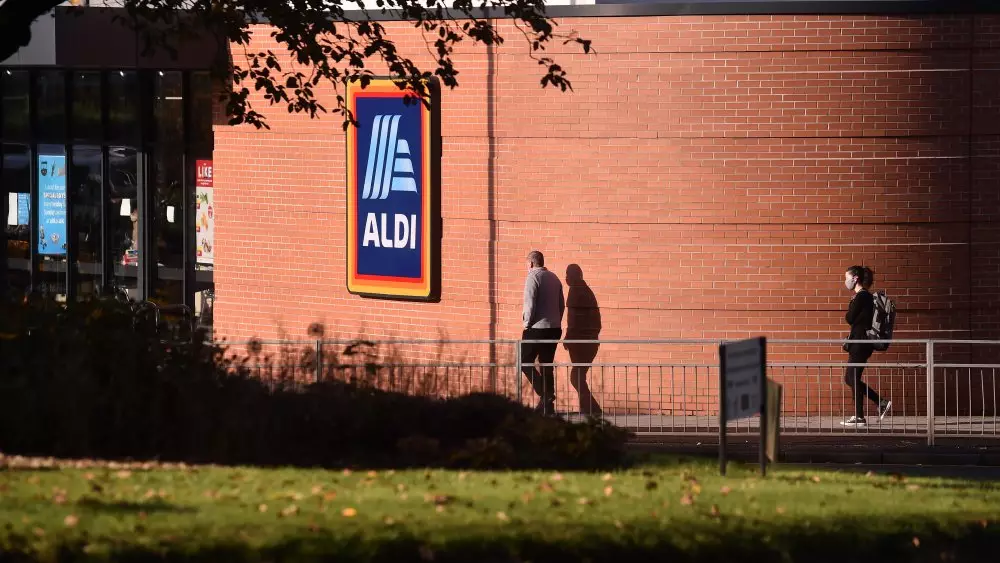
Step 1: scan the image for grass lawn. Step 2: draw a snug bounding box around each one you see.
[1,455,999,562]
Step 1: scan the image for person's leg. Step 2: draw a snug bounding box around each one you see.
[854,356,891,418]
[844,363,865,420]
[536,328,561,412]
[520,329,544,399]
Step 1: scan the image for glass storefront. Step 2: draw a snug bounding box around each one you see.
[0,68,215,329]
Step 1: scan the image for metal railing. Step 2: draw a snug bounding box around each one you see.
[221,338,1000,445]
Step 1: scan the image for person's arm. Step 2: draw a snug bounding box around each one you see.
[523,273,539,329]
[558,282,566,326]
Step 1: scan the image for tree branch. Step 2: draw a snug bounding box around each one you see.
[0,0,66,62]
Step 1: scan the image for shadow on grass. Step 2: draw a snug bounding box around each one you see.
[76,498,197,515]
[7,514,997,563]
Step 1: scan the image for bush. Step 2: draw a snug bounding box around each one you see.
[0,296,630,469]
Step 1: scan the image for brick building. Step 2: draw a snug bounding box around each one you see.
[3,1,999,417]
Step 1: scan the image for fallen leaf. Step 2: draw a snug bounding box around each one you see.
[367,471,377,478]
[116,470,132,480]
[33,527,45,537]
[143,489,156,500]
[865,471,875,478]
[680,494,693,506]
[64,515,78,528]
[435,505,445,513]
[323,491,337,502]
[430,495,453,506]
[912,537,920,547]
[384,517,396,525]
[258,504,268,513]
[550,473,564,482]
[521,492,535,503]
[810,476,821,483]
[496,511,510,522]
[341,507,357,518]
[710,504,720,517]
[84,473,95,481]
[578,497,592,505]
[342,469,352,476]
[776,506,786,515]
[720,486,732,496]
[907,484,921,492]
[604,486,614,497]
[614,519,624,529]
[280,505,299,517]
[458,472,468,481]
[311,485,323,495]
[602,473,613,481]
[52,493,67,505]
[691,483,703,495]
[539,482,554,493]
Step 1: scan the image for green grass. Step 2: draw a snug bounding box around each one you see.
[1,456,999,562]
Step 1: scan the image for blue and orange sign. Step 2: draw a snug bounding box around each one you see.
[346,78,440,301]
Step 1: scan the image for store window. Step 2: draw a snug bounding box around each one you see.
[72,72,102,140]
[3,144,30,295]
[108,71,138,142]
[108,146,139,298]
[1,71,29,140]
[72,146,102,299]
[37,72,66,140]
[0,69,214,322]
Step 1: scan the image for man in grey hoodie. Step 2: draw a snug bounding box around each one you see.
[521,250,565,415]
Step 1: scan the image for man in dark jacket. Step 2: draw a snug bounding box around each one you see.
[842,265,892,427]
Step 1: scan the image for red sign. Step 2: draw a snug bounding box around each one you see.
[196,160,213,188]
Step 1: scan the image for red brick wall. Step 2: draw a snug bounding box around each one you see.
[212,14,1000,416]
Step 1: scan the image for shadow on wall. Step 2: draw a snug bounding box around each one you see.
[564,264,603,416]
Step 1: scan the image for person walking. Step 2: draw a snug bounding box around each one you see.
[521,250,564,415]
[841,265,892,427]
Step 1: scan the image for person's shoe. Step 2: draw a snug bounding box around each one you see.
[840,416,867,427]
[878,400,893,421]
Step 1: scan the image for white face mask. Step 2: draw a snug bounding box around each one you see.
[845,276,857,290]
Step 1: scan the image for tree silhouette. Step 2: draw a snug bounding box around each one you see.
[0,0,591,129]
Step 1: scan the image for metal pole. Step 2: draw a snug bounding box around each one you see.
[315,339,323,383]
[719,342,727,477]
[515,338,523,405]
[759,337,768,477]
[927,340,935,446]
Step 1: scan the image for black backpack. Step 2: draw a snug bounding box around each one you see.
[866,290,896,352]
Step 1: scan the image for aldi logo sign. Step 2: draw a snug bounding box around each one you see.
[347,79,441,301]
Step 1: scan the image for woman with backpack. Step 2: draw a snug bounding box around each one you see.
[842,265,892,427]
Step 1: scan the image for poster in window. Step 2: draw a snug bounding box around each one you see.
[195,159,214,266]
[37,154,67,256]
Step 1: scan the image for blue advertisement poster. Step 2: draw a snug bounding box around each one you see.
[37,154,67,256]
[17,193,29,225]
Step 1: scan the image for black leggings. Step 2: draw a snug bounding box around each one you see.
[844,357,882,418]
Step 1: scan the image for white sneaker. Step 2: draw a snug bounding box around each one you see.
[840,416,867,427]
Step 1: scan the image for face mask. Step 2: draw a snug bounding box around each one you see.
[845,277,857,290]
